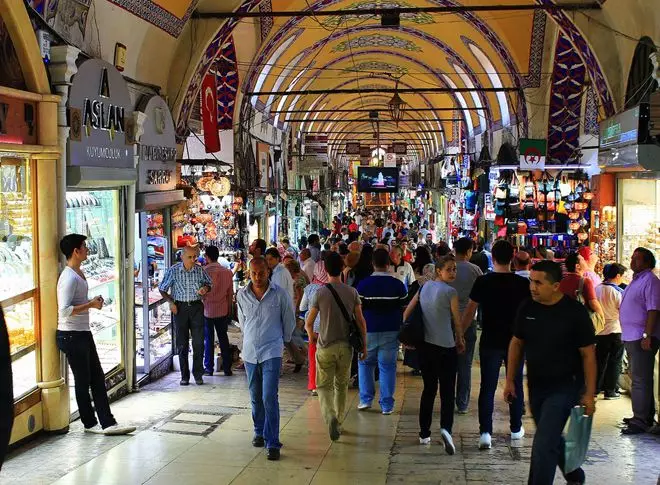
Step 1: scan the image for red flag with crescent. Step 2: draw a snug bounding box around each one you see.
[201,73,221,153]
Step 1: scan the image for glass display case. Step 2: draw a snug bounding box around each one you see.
[1,157,38,400]
[618,179,660,278]
[65,189,123,374]
[134,210,172,378]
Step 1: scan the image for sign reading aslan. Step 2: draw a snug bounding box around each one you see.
[68,59,133,169]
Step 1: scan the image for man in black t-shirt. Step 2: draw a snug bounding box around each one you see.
[505,261,596,485]
[461,240,530,450]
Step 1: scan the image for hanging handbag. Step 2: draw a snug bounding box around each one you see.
[508,201,522,217]
[399,286,426,348]
[325,284,364,354]
[517,220,528,235]
[508,174,520,200]
[506,220,518,235]
[523,200,537,219]
[576,278,606,335]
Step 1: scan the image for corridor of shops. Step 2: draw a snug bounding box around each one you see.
[2,362,658,485]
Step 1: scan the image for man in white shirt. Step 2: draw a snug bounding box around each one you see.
[389,246,416,290]
[56,234,135,436]
[300,248,315,282]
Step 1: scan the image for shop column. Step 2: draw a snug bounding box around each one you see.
[35,96,70,431]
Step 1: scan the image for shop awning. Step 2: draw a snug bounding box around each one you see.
[136,190,186,212]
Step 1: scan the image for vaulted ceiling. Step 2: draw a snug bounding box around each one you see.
[244,0,554,157]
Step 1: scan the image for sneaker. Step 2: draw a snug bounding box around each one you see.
[440,429,455,455]
[103,424,136,436]
[456,408,468,415]
[604,392,621,400]
[511,427,525,440]
[419,436,431,445]
[382,409,393,415]
[478,432,492,450]
[180,379,189,386]
[252,436,265,447]
[311,389,318,396]
[203,370,213,376]
[329,417,340,441]
[357,402,372,411]
[195,377,204,385]
[84,424,104,434]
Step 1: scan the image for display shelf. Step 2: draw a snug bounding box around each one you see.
[135,297,168,311]
[10,342,36,363]
[88,276,116,292]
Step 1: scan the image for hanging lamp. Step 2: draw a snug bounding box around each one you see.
[388,81,406,126]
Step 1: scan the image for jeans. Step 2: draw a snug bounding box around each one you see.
[174,301,204,381]
[56,330,116,429]
[203,315,232,374]
[245,357,282,449]
[478,345,524,434]
[624,337,660,428]
[595,333,624,395]
[418,342,457,437]
[358,331,399,412]
[316,342,353,425]
[528,383,585,485]
[456,323,477,411]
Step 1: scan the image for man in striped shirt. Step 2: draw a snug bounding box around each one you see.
[159,246,212,385]
[202,246,234,377]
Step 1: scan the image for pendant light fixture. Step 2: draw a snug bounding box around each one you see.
[388,80,406,126]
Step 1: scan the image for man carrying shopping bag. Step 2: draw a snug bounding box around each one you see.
[504,261,596,485]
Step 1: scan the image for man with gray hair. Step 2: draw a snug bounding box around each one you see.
[160,245,212,386]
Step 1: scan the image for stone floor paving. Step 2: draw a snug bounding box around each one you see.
[1,361,659,485]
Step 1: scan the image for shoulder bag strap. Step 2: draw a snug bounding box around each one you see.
[326,284,353,324]
[577,277,586,304]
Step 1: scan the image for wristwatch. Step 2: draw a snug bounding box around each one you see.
[642,332,649,339]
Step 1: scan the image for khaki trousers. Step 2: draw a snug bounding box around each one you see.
[316,341,353,425]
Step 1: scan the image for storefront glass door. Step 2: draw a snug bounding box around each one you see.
[65,189,124,374]
[134,210,172,380]
[618,178,660,277]
[1,156,38,400]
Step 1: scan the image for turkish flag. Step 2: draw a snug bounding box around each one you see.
[201,73,220,153]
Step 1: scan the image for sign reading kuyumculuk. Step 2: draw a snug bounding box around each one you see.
[68,59,133,168]
[136,95,177,193]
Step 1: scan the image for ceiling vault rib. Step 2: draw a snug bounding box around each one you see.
[287,118,461,123]
[272,107,484,113]
[195,3,601,19]
[249,87,520,96]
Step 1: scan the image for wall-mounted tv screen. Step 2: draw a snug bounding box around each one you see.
[357,167,399,192]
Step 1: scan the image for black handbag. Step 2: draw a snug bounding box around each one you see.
[325,284,364,354]
[398,286,425,348]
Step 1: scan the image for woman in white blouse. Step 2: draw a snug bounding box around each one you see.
[594,263,626,400]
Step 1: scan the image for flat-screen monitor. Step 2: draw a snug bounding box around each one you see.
[357,167,399,192]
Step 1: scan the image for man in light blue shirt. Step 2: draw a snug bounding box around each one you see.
[237,257,296,461]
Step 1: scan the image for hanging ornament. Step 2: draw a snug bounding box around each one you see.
[582,189,594,201]
[568,211,580,220]
[577,231,589,242]
[569,221,581,231]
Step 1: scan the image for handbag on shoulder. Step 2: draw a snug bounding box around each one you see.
[325,284,364,354]
[576,278,606,335]
[399,286,425,348]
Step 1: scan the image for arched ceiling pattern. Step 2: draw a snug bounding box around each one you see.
[242,0,541,153]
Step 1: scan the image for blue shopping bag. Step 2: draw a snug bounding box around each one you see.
[564,406,593,474]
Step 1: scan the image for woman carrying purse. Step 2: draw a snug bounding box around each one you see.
[404,255,465,455]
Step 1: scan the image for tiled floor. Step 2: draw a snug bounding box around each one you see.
[1,361,659,485]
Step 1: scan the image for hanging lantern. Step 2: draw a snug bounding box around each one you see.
[569,221,581,231]
[234,196,244,206]
[224,209,232,219]
[232,202,241,211]
[582,190,594,201]
[577,231,589,242]
[568,211,580,220]
[388,81,406,126]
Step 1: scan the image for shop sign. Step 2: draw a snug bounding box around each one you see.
[392,142,407,155]
[484,193,495,221]
[346,142,360,155]
[304,135,328,155]
[136,95,177,193]
[0,95,37,145]
[599,105,640,149]
[68,59,133,168]
[384,153,396,167]
[299,155,327,171]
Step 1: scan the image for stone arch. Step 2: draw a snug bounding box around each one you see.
[0,2,50,94]
[624,36,658,107]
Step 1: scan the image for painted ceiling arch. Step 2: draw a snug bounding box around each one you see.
[260,47,494,136]
[173,0,616,152]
